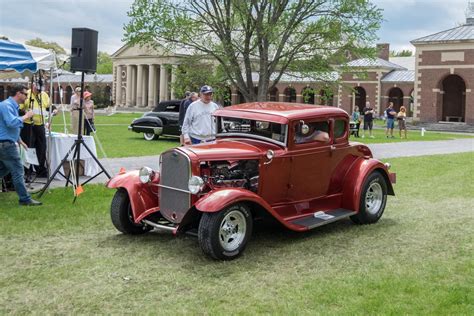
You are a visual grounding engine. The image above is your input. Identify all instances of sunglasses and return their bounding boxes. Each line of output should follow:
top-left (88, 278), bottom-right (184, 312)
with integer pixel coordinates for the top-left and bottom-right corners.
top-left (20, 91), bottom-right (28, 96)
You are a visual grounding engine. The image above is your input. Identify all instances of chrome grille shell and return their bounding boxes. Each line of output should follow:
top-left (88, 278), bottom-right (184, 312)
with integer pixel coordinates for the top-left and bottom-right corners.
top-left (159, 150), bottom-right (191, 223)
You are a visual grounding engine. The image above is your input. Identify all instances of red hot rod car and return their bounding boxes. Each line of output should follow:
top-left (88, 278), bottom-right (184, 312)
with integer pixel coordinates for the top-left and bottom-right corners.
top-left (107, 102), bottom-right (396, 260)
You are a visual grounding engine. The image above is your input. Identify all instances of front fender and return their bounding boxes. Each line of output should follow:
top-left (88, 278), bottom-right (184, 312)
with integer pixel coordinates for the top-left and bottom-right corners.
top-left (195, 188), bottom-right (274, 213)
top-left (106, 170), bottom-right (160, 222)
top-left (342, 158), bottom-right (395, 213)
top-left (194, 188), bottom-right (306, 231)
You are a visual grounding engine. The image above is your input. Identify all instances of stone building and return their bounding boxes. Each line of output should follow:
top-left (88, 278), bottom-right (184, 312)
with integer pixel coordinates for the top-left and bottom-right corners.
top-left (411, 11), bottom-right (474, 123)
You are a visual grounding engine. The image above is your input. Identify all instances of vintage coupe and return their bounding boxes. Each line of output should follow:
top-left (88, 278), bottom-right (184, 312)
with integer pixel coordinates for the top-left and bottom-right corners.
top-left (108, 102), bottom-right (396, 260)
top-left (128, 100), bottom-right (181, 141)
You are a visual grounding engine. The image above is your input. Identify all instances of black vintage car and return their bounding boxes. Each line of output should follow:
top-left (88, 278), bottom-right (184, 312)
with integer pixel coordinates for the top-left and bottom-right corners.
top-left (129, 100), bottom-right (181, 141)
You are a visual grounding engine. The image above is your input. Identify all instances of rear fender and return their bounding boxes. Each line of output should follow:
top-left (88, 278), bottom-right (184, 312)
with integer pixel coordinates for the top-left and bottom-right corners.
top-left (342, 158), bottom-right (395, 213)
top-left (106, 170), bottom-right (160, 222)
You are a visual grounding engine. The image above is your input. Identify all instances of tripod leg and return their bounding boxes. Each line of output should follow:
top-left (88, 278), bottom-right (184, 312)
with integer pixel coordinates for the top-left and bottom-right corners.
top-left (81, 141), bottom-right (112, 179)
top-left (65, 142), bottom-right (80, 187)
top-left (37, 142), bottom-right (77, 198)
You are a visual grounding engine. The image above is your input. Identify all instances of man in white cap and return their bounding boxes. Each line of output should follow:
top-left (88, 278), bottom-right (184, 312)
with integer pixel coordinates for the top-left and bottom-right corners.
top-left (182, 85), bottom-right (220, 145)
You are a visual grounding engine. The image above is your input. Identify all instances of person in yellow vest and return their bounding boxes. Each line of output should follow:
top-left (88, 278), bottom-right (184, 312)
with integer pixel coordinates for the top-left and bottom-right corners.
top-left (19, 82), bottom-right (51, 177)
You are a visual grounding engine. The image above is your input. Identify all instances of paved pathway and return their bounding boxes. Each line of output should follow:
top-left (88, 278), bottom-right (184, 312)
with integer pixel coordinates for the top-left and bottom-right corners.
top-left (34, 138), bottom-right (473, 191)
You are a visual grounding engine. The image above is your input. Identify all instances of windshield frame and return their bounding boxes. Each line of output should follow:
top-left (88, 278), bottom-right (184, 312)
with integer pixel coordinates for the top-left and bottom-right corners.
top-left (215, 116), bottom-right (288, 147)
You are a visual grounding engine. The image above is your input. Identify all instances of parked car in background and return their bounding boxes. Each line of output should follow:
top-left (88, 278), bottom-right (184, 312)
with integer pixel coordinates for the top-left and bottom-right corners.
top-left (109, 102), bottom-right (396, 260)
top-left (128, 100), bottom-right (181, 140)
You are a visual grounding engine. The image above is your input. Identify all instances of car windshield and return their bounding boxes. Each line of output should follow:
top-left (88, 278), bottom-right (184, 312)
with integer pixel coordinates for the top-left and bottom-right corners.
top-left (216, 116), bottom-right (288, 145)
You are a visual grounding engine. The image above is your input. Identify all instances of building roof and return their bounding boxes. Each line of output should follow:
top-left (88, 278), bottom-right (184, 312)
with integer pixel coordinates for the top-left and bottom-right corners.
top-left (251, 71), bottom-right (339, 83)
top-left (346, 57), bottom-right (406, 70)
top-left (381, 70), bottom-right (415, 83)
top-left (388, 56), bottom-right (415, 71)
top-left (411, 23), bottom-right (474, 44)
top-left (55, 74), bottom-right (113, 83)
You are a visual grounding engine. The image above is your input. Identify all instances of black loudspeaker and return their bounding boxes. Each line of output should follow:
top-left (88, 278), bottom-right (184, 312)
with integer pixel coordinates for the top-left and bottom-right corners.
top-left (70, 28), bottom-right (98, 73)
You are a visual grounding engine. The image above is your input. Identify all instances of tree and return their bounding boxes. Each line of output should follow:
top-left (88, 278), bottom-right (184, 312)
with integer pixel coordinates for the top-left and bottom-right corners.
top-left (96, 51), bottom-right (113, 74)
top-left (125, 0), bottom-right (382, 102)
top-left (25, 38), bottom-right (66, 55)
top-left (172, 57), bottom-right (231, 105)
top-left (390, 49), bottom-right (413, 57)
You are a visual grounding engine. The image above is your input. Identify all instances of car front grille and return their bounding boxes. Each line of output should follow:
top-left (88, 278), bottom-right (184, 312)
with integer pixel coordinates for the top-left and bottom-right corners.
top-left (159, 150), bottom-right (191, 223)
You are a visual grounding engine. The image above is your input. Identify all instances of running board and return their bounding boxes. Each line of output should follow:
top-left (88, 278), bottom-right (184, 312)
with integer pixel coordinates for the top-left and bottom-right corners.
top-left (290, 208), bottom-right (356, 230)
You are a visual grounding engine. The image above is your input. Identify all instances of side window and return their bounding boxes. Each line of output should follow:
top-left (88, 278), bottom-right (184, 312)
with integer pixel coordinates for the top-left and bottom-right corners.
top-left (165, 104), bottom-right (179, 112)
top-left (294, 121), bottom-right (330, 144)
top-left (334, 119), bottom-right (346, 139)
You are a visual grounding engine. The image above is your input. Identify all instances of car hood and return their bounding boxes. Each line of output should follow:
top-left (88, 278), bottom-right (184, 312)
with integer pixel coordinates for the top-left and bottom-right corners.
top-left (179, 138), bottom-right (282, 160)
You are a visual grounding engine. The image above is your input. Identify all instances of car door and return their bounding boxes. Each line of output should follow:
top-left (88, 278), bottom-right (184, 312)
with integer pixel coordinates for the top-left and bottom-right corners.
top-left (287, 119), bottom-right (334, 202)
top-left (160, 102), bottom-right (180, 135)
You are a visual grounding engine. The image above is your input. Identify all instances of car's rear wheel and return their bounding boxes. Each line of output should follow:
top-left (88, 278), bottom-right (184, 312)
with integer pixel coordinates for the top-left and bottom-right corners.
top-left (198, 203), bottom-right (253, 260)
top-left (351, 171), bottom-right (388, 224)
top-left (111, 188), bottom-right (151, 234)
top-left (143, 132), bottom-right (158, 141)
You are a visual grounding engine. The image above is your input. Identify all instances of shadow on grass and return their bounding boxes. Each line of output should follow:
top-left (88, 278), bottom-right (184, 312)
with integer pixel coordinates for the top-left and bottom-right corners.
top-left (96, 216), bottom-right (399, 265)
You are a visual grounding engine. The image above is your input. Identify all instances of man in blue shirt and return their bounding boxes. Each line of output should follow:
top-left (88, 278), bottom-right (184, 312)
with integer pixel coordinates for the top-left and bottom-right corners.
top-left (0, 84), bottom-right (42, 206)
top-left (385, 102), bottom-right (397, 138)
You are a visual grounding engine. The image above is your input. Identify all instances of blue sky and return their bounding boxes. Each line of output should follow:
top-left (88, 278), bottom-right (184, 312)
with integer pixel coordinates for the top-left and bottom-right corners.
top-left (0, 0), bottom-right (471, 54)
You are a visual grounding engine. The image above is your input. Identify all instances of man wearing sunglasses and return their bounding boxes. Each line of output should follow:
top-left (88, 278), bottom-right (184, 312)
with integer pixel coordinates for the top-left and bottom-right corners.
top-left (182, 85), bottom-right (220, 145)
top-left (0, 85), bottom-right (42, 206)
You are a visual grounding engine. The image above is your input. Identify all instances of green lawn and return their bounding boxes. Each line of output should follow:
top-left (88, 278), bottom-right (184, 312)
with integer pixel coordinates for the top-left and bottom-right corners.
top-left (1, 152), bottom-right (473, 314)
top-left (49, 113), bottom-right (472, 158)
top-left (51, 112), bottom-right (179, 158)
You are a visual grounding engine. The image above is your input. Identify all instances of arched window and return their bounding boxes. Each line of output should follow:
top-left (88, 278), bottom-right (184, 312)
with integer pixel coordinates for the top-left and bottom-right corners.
top-left (284, 87), bottom-right (296, 103)
top-left (388, 87), bottom-right (404, 112)
top-left (442, 75), bottom-right (466, 122)
top-left (302, 87), bottom-right (315, 104)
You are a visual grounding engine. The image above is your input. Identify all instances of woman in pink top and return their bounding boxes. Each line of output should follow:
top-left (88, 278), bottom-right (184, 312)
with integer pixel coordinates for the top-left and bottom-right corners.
top-left (83, 91), bottom-right (95, 135)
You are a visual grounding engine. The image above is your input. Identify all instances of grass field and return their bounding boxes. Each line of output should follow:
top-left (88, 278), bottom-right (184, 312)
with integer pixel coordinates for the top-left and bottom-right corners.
top-left (49, 113), bottom-right (472, 158)
top-left (1, 152), bottom-right (473, 314)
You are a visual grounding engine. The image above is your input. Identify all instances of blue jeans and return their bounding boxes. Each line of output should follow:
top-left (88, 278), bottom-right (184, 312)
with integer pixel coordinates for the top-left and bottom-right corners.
top-left (0, 141), bottom-right (31, 203)
top-left (386, 118), bottom-right (395, 129)
top-left (190, 136), bottom-right (214, 144)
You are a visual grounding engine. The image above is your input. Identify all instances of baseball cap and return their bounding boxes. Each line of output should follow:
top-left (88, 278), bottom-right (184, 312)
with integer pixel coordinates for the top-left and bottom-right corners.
top-left (200, 85), bottom-right (213, 94)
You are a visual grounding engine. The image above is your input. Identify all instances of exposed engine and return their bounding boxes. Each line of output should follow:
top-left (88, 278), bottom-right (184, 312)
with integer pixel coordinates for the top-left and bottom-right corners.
top-left (202, 160), bottom-right (259, 192)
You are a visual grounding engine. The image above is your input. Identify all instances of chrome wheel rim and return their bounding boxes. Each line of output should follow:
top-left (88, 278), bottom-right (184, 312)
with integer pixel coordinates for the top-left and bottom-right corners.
top-left (365, 182), bottom-right (383, 215)
top-left (144, 133), bottom-right (154, 140)
top-left (219, 210), bottom-right (247, 252)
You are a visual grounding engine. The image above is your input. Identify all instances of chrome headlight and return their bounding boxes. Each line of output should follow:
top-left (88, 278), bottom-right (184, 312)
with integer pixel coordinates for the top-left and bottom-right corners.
top-left (139, 166), bottom-right (154, 183)
top-left (188, 176), bottom-right (204, 194)
top-left (384, 162), bottom-right (391, 170)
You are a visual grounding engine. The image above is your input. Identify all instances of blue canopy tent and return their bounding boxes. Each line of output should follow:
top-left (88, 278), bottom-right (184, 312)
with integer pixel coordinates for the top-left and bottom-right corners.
top-left (0, 39), bottom-right (56, 79)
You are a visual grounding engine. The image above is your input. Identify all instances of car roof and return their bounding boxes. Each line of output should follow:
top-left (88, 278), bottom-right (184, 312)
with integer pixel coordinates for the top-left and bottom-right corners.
top-left (153, 99), bottom-right (181, 111)
top-left (214, 102), bottom-right (348, 124)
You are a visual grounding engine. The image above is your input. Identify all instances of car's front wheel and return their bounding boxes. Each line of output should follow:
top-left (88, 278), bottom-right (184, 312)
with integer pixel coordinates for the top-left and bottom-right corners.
top-left (198, 203), bottom-right (253, 260)
top-left (143, 132), bottom-right (158, 141)
top-left (111, 188), bottom-right (151, 234)
top-left (351, 171), bottom-right (388, 224)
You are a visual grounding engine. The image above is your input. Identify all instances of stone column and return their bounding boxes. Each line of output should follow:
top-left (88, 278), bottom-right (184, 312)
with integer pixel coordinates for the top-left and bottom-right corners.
top-left (136, 64), bottom-right (144, 107)
top-left (159, 64), bottom-right (168, 101)
top-left (296, 94), bottom-right (303, 103)
top-left (131, 66), bottom-right (137, 106)
top-left (148, 64), bottom-right (157, 108)
top-left (126, 65), bottom-right (133, 107)
top-left (170, 65), bottom-right (177, 99)
top-left (115, 65), bottom-right (122, 106)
